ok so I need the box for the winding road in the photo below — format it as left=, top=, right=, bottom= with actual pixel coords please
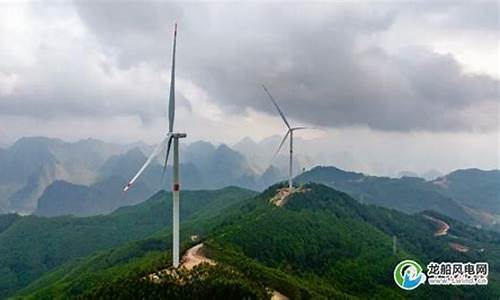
left=181, top=243, right=289, bottom=299
left=423, top=215, right=450, bottom=236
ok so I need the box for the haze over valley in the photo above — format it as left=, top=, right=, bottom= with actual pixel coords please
left=0, top=136, right=498, bottom=234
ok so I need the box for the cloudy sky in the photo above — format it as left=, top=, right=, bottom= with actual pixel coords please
left=0, top=0, right=498, bottom=176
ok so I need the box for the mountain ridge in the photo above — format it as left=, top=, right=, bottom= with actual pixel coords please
left=0, top=186, right=257, bottom=298
left=13, top=182, right=499, bottom=299
left=295, top=165, right=500, bottom=231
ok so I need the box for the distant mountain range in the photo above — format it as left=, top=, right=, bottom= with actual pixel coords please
left=0, top=137, right=288, bottom=215
left=434, top=168, right=500, bottom=214
left=398, top=169, right=443, bottom=180
left=0, top=137, right=132, bottom=214
left=1, top=137, right=498, bottom=227
left=296, top=166, right=500, bottom=232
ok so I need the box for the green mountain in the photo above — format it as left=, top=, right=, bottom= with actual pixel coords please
left=33, top=177, right=154, bottom=217
left=11, top=183, right=500, bottom=299
left=203, top=183, right=500, bottom=299
left=295, top=166, right=499, bottom=230
left=0, top=186, right=256, bottom=299
left=433, top=169, right=500, bottom=214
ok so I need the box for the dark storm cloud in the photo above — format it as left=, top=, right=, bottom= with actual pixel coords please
left=73, top=0, right=185, bottom=69
left=71, top=1, right=498, bottom=132
left=1, top=1, right=498, bottom=132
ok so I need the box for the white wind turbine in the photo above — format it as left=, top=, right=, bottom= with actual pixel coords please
left=263, top=85, right=306, bottom=191
left=123, top=23, right=186, bottom=268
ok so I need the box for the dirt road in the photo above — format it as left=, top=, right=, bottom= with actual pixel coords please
left=181, top=243, right=215, bottom=270
left=153, top=243, right=288, bottom=298
left=271, top=290, right=289, bottom=300
left=423, top=215, right=450, bottom=236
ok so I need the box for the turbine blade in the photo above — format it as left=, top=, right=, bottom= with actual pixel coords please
left=123, top=137, right=168, bottom=192
left=161, top=135, right=174, bottom=180
left=262, top=85, right=291, bottom=129
left=271, top=130, right=290, bottom=161
left=168, top=23, right=177, bottom=133
left=292, top=126, right=307, bottom=131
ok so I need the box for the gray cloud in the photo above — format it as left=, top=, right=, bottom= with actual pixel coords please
left=73, top=0, right=184, bottom=69
left=0, top=1, right=498, bottom=132
left=72, top=1, right=499, bottom=131
left=399, top=1, right=500, bottom=31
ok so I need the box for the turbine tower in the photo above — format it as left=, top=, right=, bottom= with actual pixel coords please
left=263, top=85, right=306, bottom=191
left=123, top=23, right=186, bottom=268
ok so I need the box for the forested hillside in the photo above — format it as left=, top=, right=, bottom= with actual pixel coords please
left=0, top=187, right=256, bottom=298
left=295, top=166, right=500, bottom=231
left=11, top=183, right=500, bottom=299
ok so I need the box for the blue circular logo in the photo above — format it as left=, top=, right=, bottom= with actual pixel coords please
left=394, top=260, right=426, bottom=290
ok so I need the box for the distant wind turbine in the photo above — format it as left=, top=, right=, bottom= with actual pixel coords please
left=263, top=85, right=306, bottom=191
left=123, top=23, right=186, bottom=268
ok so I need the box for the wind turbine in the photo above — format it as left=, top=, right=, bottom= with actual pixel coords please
left=123, top=23, right=186, bottom=268
left=263, top=85, right=306, bottom=191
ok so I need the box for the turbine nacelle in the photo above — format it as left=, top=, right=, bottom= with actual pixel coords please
left=172, top=133, right=187, bottom=138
